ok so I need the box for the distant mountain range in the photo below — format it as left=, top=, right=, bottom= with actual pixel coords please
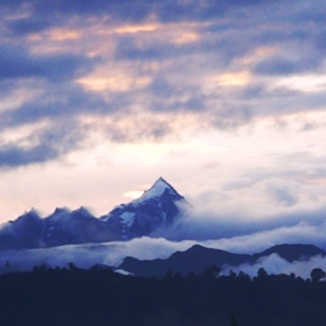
left=2, top=178, right=326, bottom=280
left=0, top=177, right=186, bottom=250
left=118, top=243, right=326, bottom=277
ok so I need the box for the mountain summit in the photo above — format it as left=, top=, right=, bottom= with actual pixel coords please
left=0, top=178, right=186, bottom=249
left=133, top=177, right=183, bottom=203
left=101, top=177, right=186, bottom=239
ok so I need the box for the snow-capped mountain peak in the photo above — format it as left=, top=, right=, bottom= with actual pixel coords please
left=0, top=177, right=187, bottom=249
left=133, top=177, right=182, bottom=203
left=101, top=177, right=186, bottom=239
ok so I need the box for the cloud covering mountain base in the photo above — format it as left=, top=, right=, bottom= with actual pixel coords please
left=2, top=236, right=326, bottom=280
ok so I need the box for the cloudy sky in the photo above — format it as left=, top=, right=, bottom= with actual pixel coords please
left=1, top=0, right=326, bottom=242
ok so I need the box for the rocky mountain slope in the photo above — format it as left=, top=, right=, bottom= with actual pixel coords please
left=0, top=177, right=186, bottom=249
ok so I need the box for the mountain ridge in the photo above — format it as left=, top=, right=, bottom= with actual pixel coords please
left=118, top=243, right=326, bottom=277
left=0, top=177, right=186, bottom=250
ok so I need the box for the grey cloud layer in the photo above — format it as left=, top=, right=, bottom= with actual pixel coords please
left=0, top=0, right=326, bottom=167
left=0, top=124, right=82, bottom=167
left=7, top=18, right=52, bottom=36
left=1, top=0, right=279, bottom=22
left=2, top=229, right=326, bottom=278
left=152, top=204, right=326, bottom=244
left=0, top=44, right=98, bottom=81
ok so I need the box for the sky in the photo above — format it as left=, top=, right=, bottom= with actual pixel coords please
left=1, top=0, right=326, bottom=248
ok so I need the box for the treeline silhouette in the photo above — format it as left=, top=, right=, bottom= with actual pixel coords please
left=1, top=264, right=326, bottom=326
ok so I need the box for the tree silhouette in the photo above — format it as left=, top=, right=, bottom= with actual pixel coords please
left=0, top=266, right=326, bottom=325
left=257, top=267, right=268, bottom=278
left=4, top=260, right=10, bottom=273
left=310, top=268, right=326, bottom=283
left=230, top=316, right=238, bottom=326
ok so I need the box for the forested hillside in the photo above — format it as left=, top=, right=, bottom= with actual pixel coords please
left=1, top=265, right=326, bottom=325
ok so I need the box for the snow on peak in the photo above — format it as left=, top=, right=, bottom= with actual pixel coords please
left=134, top=177, right=176, bottom=202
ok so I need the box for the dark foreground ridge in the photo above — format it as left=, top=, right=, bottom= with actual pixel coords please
left=1, top=264, right=326, bottom=326
left=119, top=243, right=326, bottom=277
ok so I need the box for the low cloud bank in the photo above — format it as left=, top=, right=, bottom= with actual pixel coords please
left=222, top=254, right=326, bottom=280
left=150, top=197, right=326, bottom=249
left=2, top=228, right=326, bottom=276
left=1, top=199, right=326, bottom=276
left=0, top=238, right=198, bottom=274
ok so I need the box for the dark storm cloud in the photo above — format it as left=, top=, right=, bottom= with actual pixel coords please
left=144, top=77, right=208, bottom=113
left=110, top=2, right=325, bottom=79
left=103, top=117, right=173, bottom=143
left=0, top=145, right=55, bottom=167
left=239, top=84, right=298, bottom=101
left=115, top=37, right=182, bottom=62
left=254, top=57, right=319, bottom=76
left=7, top=18, right=52, bottom=36
left=153, top=0, right=281, bottom=23
left=0, top=0, right=25, bottom=8
left=114, top=29, right=251, bottom=67
left=0, top=82, right=116, bottom=168
left=0, top=0, right=152, bottom=22
left=0, top=44, right=98, bottom=82
left=158, top=1, right=288, bottom=25
left=3, top=0, right=324, bottom=78
left=1, top=0, right=281, bottom=24
left=0, top=77, right=175, bottom=167
left=314, top=30, right=326, bottom=54
left=33, top=0, right=152, bottom=21
left=210, top=106, right=253, bottom=130
left=291, top=6, right=326, bottom=25
left=0, top=125, right=82, bottom=167
left=0, top=0, right=324, bottom=166
left=0, top=84, right=109, bottom=127
left=224, top=79, right=326, bottom=121
left=155, top=1, right=225, bottom=23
